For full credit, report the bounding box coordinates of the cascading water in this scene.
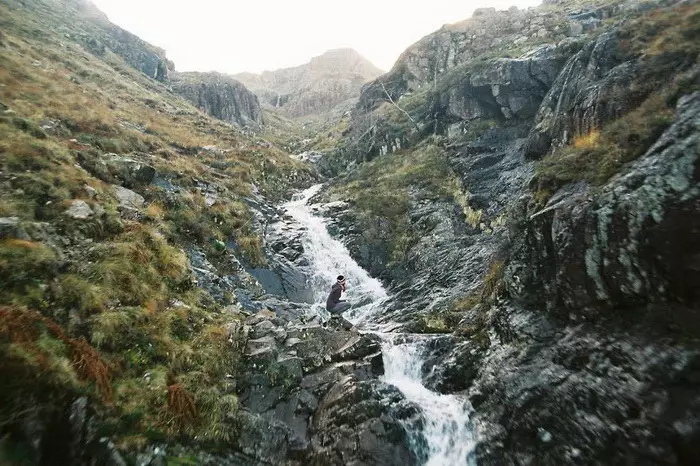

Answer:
[382,339,476,465]
[281,184,476,465]
[283,184,387,324]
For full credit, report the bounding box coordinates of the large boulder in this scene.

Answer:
[310,376,418,466]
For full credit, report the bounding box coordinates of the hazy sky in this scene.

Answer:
[90,0,542,74]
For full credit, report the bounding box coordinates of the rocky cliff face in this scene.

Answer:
[10,0,174,81]
[319,0,700,463]
[172,72,264,128]
[235,48,383,119]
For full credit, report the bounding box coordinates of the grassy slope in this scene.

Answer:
[0,0,313,458]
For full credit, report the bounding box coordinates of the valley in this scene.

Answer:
[1,0,699,464]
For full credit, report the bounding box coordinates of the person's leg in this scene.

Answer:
[331,302,351,314]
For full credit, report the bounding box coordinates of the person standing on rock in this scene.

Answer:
[326,275,351,314]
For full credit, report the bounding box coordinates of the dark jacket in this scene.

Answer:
[326,283,344,311]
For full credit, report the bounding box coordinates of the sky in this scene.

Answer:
[90,0,542,74]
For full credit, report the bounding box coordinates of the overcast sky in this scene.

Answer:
[90,0,542,74]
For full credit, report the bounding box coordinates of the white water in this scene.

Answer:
[383,340,477,465]
[283,185,388,324]
[281,184,476,465]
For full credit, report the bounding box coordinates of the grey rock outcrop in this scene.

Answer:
[236,305,415,464]
[509,91,700,316]
[35,0,175,81]
[524,32,631,158]
[64,200,94,219]
[114,185,144,209]
[172,72,263,127]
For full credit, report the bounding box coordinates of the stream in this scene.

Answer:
[281,185,477,465]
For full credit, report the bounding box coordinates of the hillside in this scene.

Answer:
[235,48,383,119]
[2,0,700,464]
[0,0,317,462]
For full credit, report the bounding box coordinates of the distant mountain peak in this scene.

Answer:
[234,49,383,119]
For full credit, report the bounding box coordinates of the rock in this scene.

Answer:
[64,200,93,219]
[332,334,381,362]
[114,186,144,209]
[251,319,276,339]
[103,155,156,187]
[246,335,277,355]
[271,326,287,342]
[235,410,290,464]
[469,94,700,465]
[171,72,263,127]
[525,32,630,158]
[310,376,417,465]
[510,92,700,315]
[0,217,29,240]
[233,48,383,119]
[274,356,304,387]
[83,184,98,199]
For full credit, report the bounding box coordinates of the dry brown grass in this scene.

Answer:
[69,336,112,401]
[572,130,601,150]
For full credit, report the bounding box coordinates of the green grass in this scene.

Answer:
[324,141,495,269]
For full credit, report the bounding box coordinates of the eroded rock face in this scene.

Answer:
[469,307,700,466]
[423,92,700,466]
[509,91,700,316]
[172,72,263,127]
[524,32,632,158]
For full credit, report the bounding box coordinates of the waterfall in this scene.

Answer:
[280,184,476,465]
[382,339,477,465]
[283,184,388,324]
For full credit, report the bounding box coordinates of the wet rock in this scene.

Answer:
[470,308,700,466]
[332,333,382,362]
[424,338,487,393]
[310,376,417,465]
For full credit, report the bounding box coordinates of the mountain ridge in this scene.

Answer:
[234,48,383,119]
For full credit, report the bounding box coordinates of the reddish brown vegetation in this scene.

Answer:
[167,376,198,430]
[0,306,112,400]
